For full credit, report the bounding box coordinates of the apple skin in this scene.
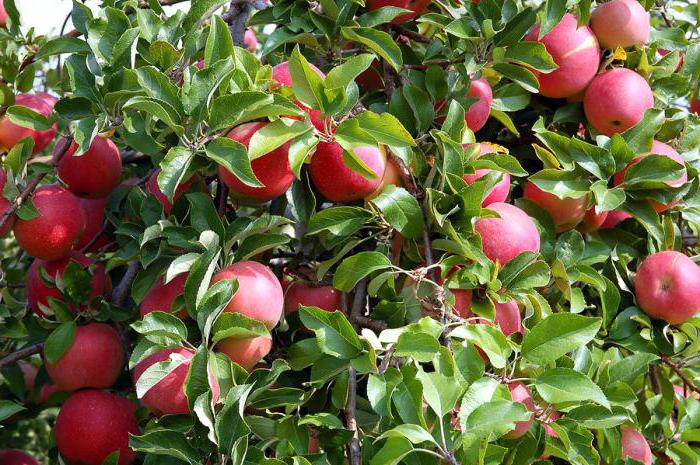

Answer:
[284,282,342,314]
[0,1,7,27]
[523,182,588,232]
[139,273,188,319]
[613,140,687,212]
[583,68,654,136]
[13,184,86,261]
[210,261,284,329]
[0,449,40,465]
[244,28,258,50]
[0,168,15,237]
[27,251,111,318]
[591,0,650,49]
[0,94,57,154]
[578,208,609,233]
[309,141,387,202]
[463,143,510,207]
[57,136,122,198]
[75,197,112,252]
[465,78,493,132]
[474,202,541,265]
[217,335,273,370]
[635,251,700,325]
[600,209,633,229]
[271,61,328,132]
[55,389,139,465]
[356,60,383,90]
[44,323,124,392]
[673,384,700,400]
[503,382,535,439]
[365,158,402,200]
[459,298,522,336]
[366,0,431,24]
[145,169,194,215]
[218,122,295,202]
[691,99,700,115]
[525,13,600,99]
[620,427,652,465]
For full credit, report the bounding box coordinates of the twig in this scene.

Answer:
[655,0,673,28]
[649,365,661,394]
[388,25,430,44]
[110,262,140,307]
[662,357,700,396]
[345,366,362,465]
[0,343,43,369]
[382,59,396,100]
[222,0,266,47]
[215,177,229,217]
[80,221,110,253]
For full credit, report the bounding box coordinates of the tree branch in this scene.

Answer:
[662,357,700,396]
[110,262,140,307]
[0,343,43,369]
[345,366,362,465]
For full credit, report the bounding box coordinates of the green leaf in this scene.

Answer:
[493,63,540,93]
[183,57,235,120]
[37,36,92,58]
[371,186,424,239]
[449,324,512,369]
[131,311,188,344]
[395,330,440,363]
[521,314,601,365]
[182,0,229,32]
[337,111,415,148]
[212,312,270,344]
[206,137,263,188]
[6,105,52,131]
[123,96,184,136]
[463,400,531,441]
[130,430,200,465]
[184,247,221,317]
[299,307,364,359]
[539,0,568,38]
[0,400,25,421]
[621,108,665,153]
[326,54,376,90]
[535,368,610,408]
[493,8,537,46]
[247,118,309,160]
[332,252,392,292]
[504,42,558,72]
[378,424,439,446]
[288,46,326,112]
[135,351,190,398]
[416,369,463,417]
[205,16,235,65]
[341,27,403,71]
[44,321,76,364]
[307,206,372,236]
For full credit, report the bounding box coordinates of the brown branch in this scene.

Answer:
[382,59,396,101]
[215,177,229,217]
[80,221,110,253]
[649,365,661,394]
[138,0,192,7]
[662,356,700,396]
[655,0,673,28]
[110,262,140,307]
[388,25,430,44]
[0,343,43,369]
[345,366,362,465]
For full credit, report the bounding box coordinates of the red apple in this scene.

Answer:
[600,209,632,229]
[493,300,523,336]
[44,323,124,391]
[503,382,535,439]
[691,99,700,115]
[620,427,652,465]
[525,13,600,99]
[139,273,188,319]
[244,28,258,50]
[0,94,56,154]
[57,135,122,198]
[463,143,511,206]
[591,0,650,49]
[217,335,273,370]
[309,141,387,202]
[366,0,432,24]
[583,68,654,136]
[0,168,15,237]
[613,140,687,212]
[673,385,700,401]
[145,169,194,215]
[0,1,7,27]
[578,208,609,233]
[0,449,40,465]
[465,78,493,132]
[474,202,541,265]
[27,251,111,317]
[523,182,588,232]
[13,184,86,261]
[284,281,342,314]
[634,251,700,325]
[365,158,402,200]
[217,122,295,202]
[271,61,328,131]
[55,389,139,465]
[356,60,384,90]
[75,197,111,252]
[18,361,37,396]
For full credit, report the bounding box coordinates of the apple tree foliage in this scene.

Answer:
[0,0,700,464]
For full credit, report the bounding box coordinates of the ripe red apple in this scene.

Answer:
[591,0,650,49]
[217,122,295,202]
[463,143,511,206]
[244,28,258,50]
[57,136,122,198]
[525,13,600,98]
[613,140,687,212]
[583,68,654,136]
[691,99,700,115]
[55,389,139,465]
[635,251,700,325]
[133,347,219,416]
[0,94,57,154]
[27,251,111,317]
[356,60,384,90]
[75,197,111,252]
[18,360,37,396]
[0,168,15,237]
[523,182,588,232]
[673,385,700,400]
[145,169,195,215]
[578,208,609,233]
[0,449,40,465]
[365,158,402,200]
[271,61,328,131]
[0,1,7,27]
[210,261,284,328]
[217,335,273,371]
[621,427,652,465]
[309,141,387,202]
[474,202,541,265]
[503,382,535,439]
[44,323,124,391]
[284,281,342,314]
[139,273,188,319]
[13,184,86,261]
[493,300,523,336]
[465,78,493,132]
[600,209,633,229]
[366,0,431,24]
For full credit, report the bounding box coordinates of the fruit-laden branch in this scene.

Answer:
[661,357,700,396]
[0,343,43,369]
[110,262,141,307]
[0,135,73,232]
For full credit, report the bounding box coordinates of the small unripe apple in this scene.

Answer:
[591,0,650,49]
[244,28,258,50]
[465,78,493,132]
[523,182,588,232]
[57,135,122,198]
[365,0,431,23]
[583,68,654,136]
[44,323,124,391]
[365,158,402,200]
[474,202,541,265]
[271,61,328,131]
[13,184,86,261]
[145,169,195,215]
[600,209,633,229]
[613,140,687,212]
[578,208,609,233]
[75,197,112,252]
[55,389,139,465]
[463,143,511,206]
[139,273,188,319]
[620,427,652,465]
[0,94,57,154]
[503,382,535,439]
[526,13,600,98]
[217,335,273,370]
[0,449,40,465]
[691,99,700,115]
[0,168,15,237]
[27,251,111,317]
[635,251,700,325]
[309,141,387,202]
[284,281,342,314]
[218,122,295,202]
